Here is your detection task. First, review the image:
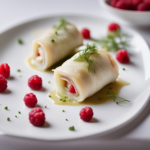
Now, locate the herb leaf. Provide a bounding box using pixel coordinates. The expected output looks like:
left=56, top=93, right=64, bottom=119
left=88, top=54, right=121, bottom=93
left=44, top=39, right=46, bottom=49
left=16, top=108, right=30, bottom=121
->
left=58, top=93, right=71, bottom=102
left=69, top=126, right=75, bottom=131
left=106, top=90, right=130, bottom=104
left=74, top=44, right=99, bottom=73
left=93, top=30, right=132, bottom=52
left=53, top=19, right=68, bottom=31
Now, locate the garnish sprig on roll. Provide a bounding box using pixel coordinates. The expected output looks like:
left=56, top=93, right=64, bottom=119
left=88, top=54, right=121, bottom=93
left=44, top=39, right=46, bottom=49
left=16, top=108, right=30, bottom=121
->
left=74, top=44, right=99, bottom=73
left=53, top=19, right=68, bottom=31
left=93, top=30, right=132, bottom=52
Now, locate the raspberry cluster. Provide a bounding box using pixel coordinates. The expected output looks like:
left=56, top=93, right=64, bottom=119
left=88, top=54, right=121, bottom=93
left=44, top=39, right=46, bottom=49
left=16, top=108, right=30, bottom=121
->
left=109, top=0, right=150, bottom=11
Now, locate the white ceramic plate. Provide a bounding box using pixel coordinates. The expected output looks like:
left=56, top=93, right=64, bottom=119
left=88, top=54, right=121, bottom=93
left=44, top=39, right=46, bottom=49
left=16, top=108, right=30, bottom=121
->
left=0, top=15, right=150, bottom=141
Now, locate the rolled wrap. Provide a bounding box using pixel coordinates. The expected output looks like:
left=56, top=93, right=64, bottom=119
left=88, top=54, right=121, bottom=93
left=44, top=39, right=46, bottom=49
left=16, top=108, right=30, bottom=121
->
left=54, top=50, right=119, bottom=102
left=32, top=22, right=83, bottom=70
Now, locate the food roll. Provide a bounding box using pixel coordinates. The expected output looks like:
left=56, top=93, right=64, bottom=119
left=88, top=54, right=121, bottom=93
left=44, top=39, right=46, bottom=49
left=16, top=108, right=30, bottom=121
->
left=32, top=19, right=83, bottom=71
left=54, top=44, right=119, bottom=102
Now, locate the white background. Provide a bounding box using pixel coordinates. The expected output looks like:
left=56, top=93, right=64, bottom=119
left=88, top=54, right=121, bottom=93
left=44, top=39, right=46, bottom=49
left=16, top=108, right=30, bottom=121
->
left=0, top=0, right=150, bottom=149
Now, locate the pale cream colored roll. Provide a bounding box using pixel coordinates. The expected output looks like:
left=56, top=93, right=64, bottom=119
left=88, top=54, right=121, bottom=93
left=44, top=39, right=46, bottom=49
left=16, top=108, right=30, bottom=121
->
left=32, top=22, right=83, bottom=71
left=54, top=49, right=119, bottom=102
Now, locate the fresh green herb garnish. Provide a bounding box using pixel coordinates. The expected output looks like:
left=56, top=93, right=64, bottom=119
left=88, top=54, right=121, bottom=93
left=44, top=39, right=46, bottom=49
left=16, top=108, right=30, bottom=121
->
left=15, top=115, right=17, bottom=118
left=54, top=19, right=68, bottom=30
left=62, top=110, right=65, bottom=112
left=45, top=106, right=47, bottom=108
left=19, top=75, right=22, bottom=77
left=123, top=68, right=125, bottom=71
left=74, top=44, right=99, bottom=73
left=106, top=90, right=130, bottom=104
left=69, top=126, right=75, bottom=131
left=18, top=39, right=23, bottom=44
left=55, top=31, right=58, bottom=35
left=51, top=39, right=55, bottom=42
left=48, top=81, right=50, bottom=83
left=18, top=111, right=21, bottom=114
left=7, top=117, right=10, bottom=121
left=58, top=93, right=71, bottom=102
left=17, top=69, right=21, bottom=72
left=4, top=106, right=8, bottom=110
left=93, top=30, right=131, bottom=52
left=66, top=119, right=68, bottom=121
left=109, top=87, right=112, bottom=89
left=98, top=98, right=101, bottom=100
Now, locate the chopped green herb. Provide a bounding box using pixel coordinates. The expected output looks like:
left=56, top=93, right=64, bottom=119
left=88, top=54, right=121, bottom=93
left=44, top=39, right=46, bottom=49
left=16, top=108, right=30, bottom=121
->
left=17, top=69, right=21, bottom=72
left=106, top=90, right=130, bottom=104
left=93, top=30, right=132, bottom=52
left=19, top=75, right=22, bottom=77
left=15, top=115, right=17, bottom=118
left=69, top=126, right=75, bottom=131
left=55, top=31, right=58, bottom=35
left=51, top=39, right=55, bottom=42
left=48, top=81, right=50, bottom=83
left=53, top=19, right=68, bottom=30
left=66, top=119, right=68, bottom=121
left=45, top=106, right=47, bottom=108
left=18, top=39, right=23, bottom=44
left=123, top=68, right=125, bottom=71
left=74, top=44, right=99, bottom=73
left=62, top=110, right=65, bottom=112
left=98, top=98, right=101, bottom=100
left=49, top=95, right=51, bottom=98
left=58, top=93, right=71, bottom=102
left=109, top=87, right=112, bottom=89
left=4, top=106, right=8, bottom=110
left=18, top=111, right=21, bottom=114
left=7, top=117, right=10, bottom=121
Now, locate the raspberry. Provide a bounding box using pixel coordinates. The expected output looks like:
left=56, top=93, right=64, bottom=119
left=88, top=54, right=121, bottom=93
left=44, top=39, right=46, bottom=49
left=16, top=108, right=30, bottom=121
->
left=24, top=93, right=38, bottom=108
left=81, top=28, right=91, bottom=39
left=0, top=75, right=7, bottom=92
left=137, top=3, right=149, bottom=11
left=0, top=63, right=10, bottom=78
left=69, top=85, right=76, bottom=93
left=132, top=0, right=143, bottom=9
left=79, top=107, right=94, bottom=122
left=110, top=0, right=119, bottom=7
left=144, top=0, right=150, bottom=7
left=28, top=75, right=42, bottom=90
left=115, top=1, right=128, bottom=9
left=108, top=23, right=120, bottom=32
left=116, top=49, right=130, bottom=63
left=29, top=108, right=45, bottom=126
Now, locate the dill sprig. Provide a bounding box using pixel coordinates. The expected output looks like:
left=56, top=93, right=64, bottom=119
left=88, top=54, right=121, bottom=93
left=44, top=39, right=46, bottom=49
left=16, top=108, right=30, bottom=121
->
left=74, top=44, right=99, bottom=73
left=106, top=90, right=130, bottom=104
left=58, top=93, right=71, bottom=102
left=93, top=30, right=132, bottom=52
left=53, top=19, right=68, bottom=30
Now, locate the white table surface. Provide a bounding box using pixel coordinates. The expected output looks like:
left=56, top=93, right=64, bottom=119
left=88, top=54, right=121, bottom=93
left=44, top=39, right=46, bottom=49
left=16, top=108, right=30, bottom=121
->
left=0, top=0, right=150, bottom=149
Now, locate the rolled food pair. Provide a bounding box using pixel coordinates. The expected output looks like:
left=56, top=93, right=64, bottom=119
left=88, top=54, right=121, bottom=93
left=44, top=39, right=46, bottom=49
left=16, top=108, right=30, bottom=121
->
left=31, top=19, right=119, bottom=102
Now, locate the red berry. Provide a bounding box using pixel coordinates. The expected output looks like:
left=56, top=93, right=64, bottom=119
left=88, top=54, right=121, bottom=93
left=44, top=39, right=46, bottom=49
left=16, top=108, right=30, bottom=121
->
left=116, top=49, right=130, bottom=63
left=115, top=1, right=128, bottom=9
left=110, top=0, right=119, bottom=7
left=0, top=75, right=7, bottom=92
left=137, top=2, right=149, bottom=11
left=81, top=28, right=91, bottom=39
left=79, top=107, right=94, bottom=122
left=144, top=0, right=150, bottom=7
left=29, top=108, right=45, bottom=127
left=69, top=85, right=76, bottom=93
left=0, top=63, right=10, bottom=78
left=24, top=93, right=38, bottom=108
left=132, top=0, right=143, bottom=9
left=28, top=75, right=42, bottom=90
left=108, top=23, right=120, bottom=32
